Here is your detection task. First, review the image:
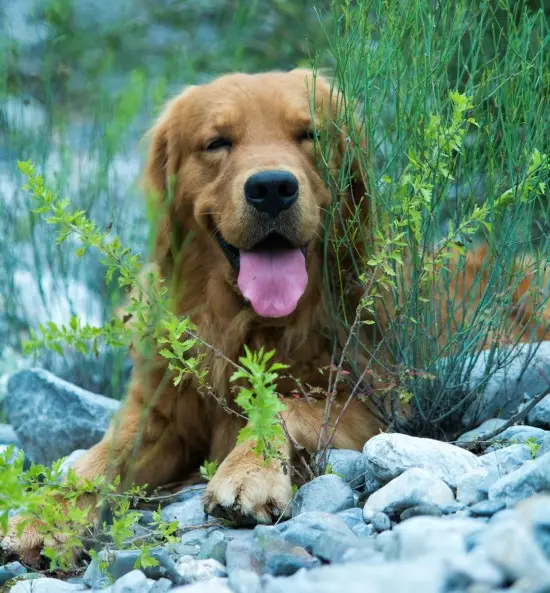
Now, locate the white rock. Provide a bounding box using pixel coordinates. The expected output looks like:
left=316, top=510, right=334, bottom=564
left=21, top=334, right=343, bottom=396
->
left=363, top=468, right=454, bottom=522
left=10, top=578, right=86, bottom=592
left=175, top=556, right=227, bottom=583
left=362, top=433, right=484, bottom=488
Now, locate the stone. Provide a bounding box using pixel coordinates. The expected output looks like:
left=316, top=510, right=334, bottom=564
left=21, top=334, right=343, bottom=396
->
left=197, top=529, right=229, bottom=565
left=314, top=449, right=367, bottom=489
left=469, top=500, right=506, bottom=517
left=170, top=578, right=232, bottom=592
left=475, top=517, right=550, bottom=586
left=337, top=507, right=364, bottom=529
left=480, top=444, right=533, bottom=476
left=0, top=424, right=18, bottom=445
left=529, top=395, right=550, bottom=429
left=514, top=494, right=550, bottom=559
left=149, top=579, right=174, bottom=593
left=489, top=452, right=550, bottom=506
left=457, top=418, right=508, bottom=444
left=400, top=504, right=442, bottom=521
left=175, top=556, right=227, bottom=583
left=263, top=557, right=450, bottom=593
left=58, top=449, right=87, bottom=477
left=0, top=561, right=27, bottom=585
left=276, top=511, right=352, bottom=551
left=439, top=501, right=467, bottom=515
left=162, top=495, right=210, bottom=528
left=463, top=341, right=550, bottom=426
left=364, top=473, right=384, bottom=497
left=456, top=469, right=492, bottom=506
left=98, top=570, right=149, bottom=593
left=485, top=426, right=549, bottom=452
left=351, top=522, right=376, bottom=538
left=6, top=369, right=119, bottom=465
left=363, top=468, right=454, bottom=521
left=252, top=525, right=319, bottom=576
left=9, top=578, right=87, bottom=592
left=83, top=548, right=184, bottom=588
left=388, top=516, right=485, bottom=560
left=371, top=512, right=391, bottom=532
left=275, top=511, right=370, bottom=563
left=292, top=475, right=355, bottom=516
left=362, top=433, right=484, bottom=488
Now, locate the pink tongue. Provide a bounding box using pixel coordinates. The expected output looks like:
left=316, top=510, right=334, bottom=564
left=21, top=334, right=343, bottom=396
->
left=238, top=249, right=308, bottom=318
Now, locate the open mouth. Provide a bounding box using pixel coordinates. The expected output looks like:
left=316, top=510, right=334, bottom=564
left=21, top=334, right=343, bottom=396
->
left=214, top=231, right=309, bottom=318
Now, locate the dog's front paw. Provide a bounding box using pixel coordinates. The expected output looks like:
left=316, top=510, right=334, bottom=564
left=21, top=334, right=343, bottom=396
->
left=203, top=443, right=293, bottom=525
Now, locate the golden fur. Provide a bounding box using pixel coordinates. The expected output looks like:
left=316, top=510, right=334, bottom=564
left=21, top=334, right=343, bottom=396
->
left=4, top=69, right=549, bottom=563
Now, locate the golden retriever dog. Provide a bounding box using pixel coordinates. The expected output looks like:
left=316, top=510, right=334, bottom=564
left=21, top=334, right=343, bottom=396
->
left=4, top=69, right=548, bottom=563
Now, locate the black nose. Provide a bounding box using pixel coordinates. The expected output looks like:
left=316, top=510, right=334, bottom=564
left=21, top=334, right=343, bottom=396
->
left=244, top=170, right=299, bottom=218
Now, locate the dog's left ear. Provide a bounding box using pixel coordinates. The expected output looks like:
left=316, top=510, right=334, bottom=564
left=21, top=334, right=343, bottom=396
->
left=143, top=87, right=195, bottom=275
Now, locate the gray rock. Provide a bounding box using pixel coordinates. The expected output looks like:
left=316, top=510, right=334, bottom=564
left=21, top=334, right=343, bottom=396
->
left=529, top=395, right=550, bottom=429
left=175, top=556, right=227, bottom=583
left=83, top=548, right=183, bottom=588
left=9, top=578, right=87, bottom=592
left=0, top=561, right=27, bottom=585
left=489, top=452, right=550, bottom=506
left=149, top=579, right=174, bottom=593
left=252, top=525, right=319, bottom=576
left=362, top=433, right=484, bottom=488
left=276, top=511, right=351, bottom=550
left=364, top=473, right=384, bottom=497
left=439, top=501, right=467, bottom=515
left=463, top=341, right=550, bottom=426
left=351, top=522, right=376, bottom=538
left=480, top=444, right=533, bottom=476
left=263, top=557, right=450, bottom=593
left=0, top=423, right=18, bottom=445
left=388, top=516, right=485, bottom=560
left=514, top=494, right=550, bottom=559
left=400, top=504, right=442, bottom=521
left=6, top=369, right=119, bottom=465
left=486, top=426, right=549, bottom=452
left=363, top=468, right=454, bottom=521
left=314, top=449, right=366, bottom=489
left=292, top=475, right=355, bottom=516
left=275, top=511, right=369, bottom=562
left=475, top=517, right=550, bottom=587
left=456, top=469, right=491, bottom=506
left=443, top=550, right=506, bottom=590
left=162, top=495, right=209, bottom=528
left=457, top=418, right=508, bottom=444
left=469, top=500, right=506, bottom=517
left=197, top=529, right=229, bottom=565
left=170, top=578, right=232, bottom=592
left=337, top=507, right=364, bottom=529
left=98, top=570, right=149, bottom=593
left=228, top=570, right=261, bottom=593
left=58, top=449, right=87, bottom=477
left=371, top=512, right=391, bottom=532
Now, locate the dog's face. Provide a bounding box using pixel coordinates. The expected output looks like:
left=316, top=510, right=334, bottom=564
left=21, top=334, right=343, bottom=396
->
left=147, top=69, right=357, bottom=319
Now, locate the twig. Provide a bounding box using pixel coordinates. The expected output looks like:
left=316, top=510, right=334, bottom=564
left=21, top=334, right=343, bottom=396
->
left=456, top=385, right=550, bottom=450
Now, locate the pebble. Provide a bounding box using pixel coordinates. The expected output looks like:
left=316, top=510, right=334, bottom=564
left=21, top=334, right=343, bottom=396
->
left=293, top=474, right=355, bottom=516
left=362, top=433, right=484, bottom=488
left=469, top=500, right=506, bottom=517
left=371, top=512, right=391, bottom=532
left=400, top=504, right=442, bottom=521
left=363, top=468, right=454, bottom=521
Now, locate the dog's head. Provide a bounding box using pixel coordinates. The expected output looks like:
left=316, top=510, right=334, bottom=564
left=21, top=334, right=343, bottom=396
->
left=145, top=69, right=366, bottom=319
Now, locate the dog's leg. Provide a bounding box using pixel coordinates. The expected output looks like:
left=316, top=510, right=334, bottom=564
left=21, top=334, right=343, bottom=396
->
left=204, top=397, right=379, bottom=524
left=2, top=378, right=191, bottom=566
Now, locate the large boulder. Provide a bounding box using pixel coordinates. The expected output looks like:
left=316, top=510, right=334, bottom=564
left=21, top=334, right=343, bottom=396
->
left=6, top=368, right=119, bottom=465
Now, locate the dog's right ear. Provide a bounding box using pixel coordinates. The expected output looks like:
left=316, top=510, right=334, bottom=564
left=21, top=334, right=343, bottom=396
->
left=143, top=87, right=195, bottom=274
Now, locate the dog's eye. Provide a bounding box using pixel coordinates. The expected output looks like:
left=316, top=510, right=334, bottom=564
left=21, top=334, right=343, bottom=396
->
left=297, top=129, right=319, bottom=142
left=206, top=137, right=232, bottom=151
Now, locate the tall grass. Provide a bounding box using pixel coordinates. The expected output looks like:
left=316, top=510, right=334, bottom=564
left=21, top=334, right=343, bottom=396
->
left=317, top=0, right=550, bottom=439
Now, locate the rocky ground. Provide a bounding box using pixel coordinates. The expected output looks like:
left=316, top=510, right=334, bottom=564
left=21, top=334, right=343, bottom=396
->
left=3, top=350, right=550, bottom=593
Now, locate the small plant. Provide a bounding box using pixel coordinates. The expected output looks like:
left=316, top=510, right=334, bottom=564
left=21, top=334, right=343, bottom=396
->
left=199, top=460, right=219, bottom=482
